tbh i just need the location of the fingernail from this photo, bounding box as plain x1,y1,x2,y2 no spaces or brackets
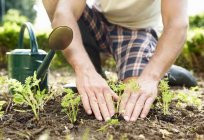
120,110,125,115
87,110,92,114
124,116,129,121
98,116,103,121
110,111,115,117
141,114,146,118
130,117,136,122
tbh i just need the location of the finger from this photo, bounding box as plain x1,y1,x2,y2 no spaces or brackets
96,92,111,121
123,93,140,121
103,90,115,117
140,97,155,118
110,90,119,101
87,91,103,121
119,91,131,115
77,88,92,115
130,94,148,122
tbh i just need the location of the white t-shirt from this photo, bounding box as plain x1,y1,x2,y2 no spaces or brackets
93,0,162,33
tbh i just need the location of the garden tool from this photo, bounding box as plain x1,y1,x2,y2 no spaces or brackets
7,22,73,89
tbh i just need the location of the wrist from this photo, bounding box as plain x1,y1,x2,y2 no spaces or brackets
74,62,96,75
139,72,160,85
140,60,166,83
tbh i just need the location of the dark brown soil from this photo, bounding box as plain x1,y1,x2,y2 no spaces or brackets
0,68,204,140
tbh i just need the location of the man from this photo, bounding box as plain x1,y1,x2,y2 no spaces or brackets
43,0,194,122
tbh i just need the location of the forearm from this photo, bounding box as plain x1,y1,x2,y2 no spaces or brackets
48,0,96,74
140,0,188,82
141,25,187,81
53,15,95,73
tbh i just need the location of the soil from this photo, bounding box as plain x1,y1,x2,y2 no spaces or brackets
0,68,204,140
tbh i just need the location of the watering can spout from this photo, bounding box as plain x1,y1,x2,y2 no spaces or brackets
36,26,73,87
36,50,55,81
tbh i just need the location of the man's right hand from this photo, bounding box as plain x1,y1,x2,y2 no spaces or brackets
76,68,119,121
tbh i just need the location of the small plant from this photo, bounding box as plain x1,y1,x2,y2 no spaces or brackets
8,72,49,120
97,119,119,132
109,81,125,116
176,86,202,109
125,79,140,93
0,76,8,94
82,129,90,140
109,79,140,116
107,134,114,140
0,101,6,118
120,134,128,140
159,79,174,115
61,88,81,124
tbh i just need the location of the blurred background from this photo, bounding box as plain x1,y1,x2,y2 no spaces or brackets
0,0,204,74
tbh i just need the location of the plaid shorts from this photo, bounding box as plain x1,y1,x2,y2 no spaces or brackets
81,6,158,80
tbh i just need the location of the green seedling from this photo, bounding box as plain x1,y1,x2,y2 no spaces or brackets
0,76,8,94
8,72,49,120
176,86,202,109
125,79,140,93
82,128,90,140
97,119,119,132
159,79,174,115
120,134,128,140
109,79,140,116
109,81,125,116
61,88,81,124
0,101,6,118
107,134,113,140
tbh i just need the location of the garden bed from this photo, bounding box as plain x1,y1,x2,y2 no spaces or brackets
0,68,204,140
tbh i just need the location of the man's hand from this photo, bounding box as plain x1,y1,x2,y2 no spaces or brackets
76,69,119,121
119,77,158,122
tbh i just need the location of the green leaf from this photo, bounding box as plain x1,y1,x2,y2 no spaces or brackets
0,101,6,106
13,93,25,104
13,109,29,113
0,111,4,118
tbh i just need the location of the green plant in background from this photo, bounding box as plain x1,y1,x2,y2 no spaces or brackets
176,86,202,109
0,101,6,118
103,56,116,71
97,119,119,132
3,9,27,26
189,12,204,28
61,89,81,124
5,0,36,22
173,12,204,72
8,72,49,120
159,79,174,115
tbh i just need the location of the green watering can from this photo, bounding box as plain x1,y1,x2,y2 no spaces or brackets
6,22,73,89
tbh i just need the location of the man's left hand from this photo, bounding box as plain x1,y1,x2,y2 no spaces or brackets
119,77,159,122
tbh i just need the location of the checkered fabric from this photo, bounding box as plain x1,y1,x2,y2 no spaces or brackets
81,5,158,80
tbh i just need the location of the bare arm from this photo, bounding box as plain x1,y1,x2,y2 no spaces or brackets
42,0,58,21
43,0,93,72
42,0,118,121
141,0,188,81
120,0,188,122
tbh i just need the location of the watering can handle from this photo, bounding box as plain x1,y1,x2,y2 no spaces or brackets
18,22,39,53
